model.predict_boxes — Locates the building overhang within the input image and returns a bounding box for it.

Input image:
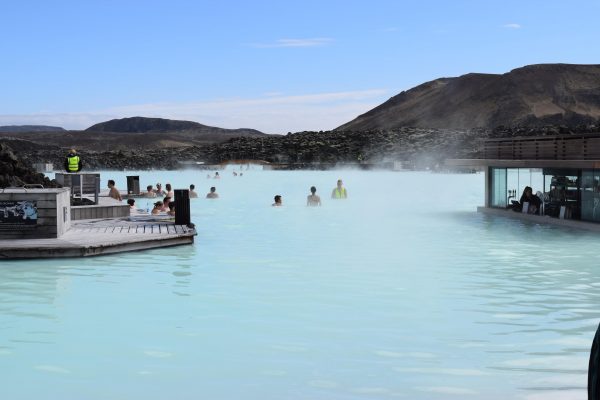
[445,159,600,169]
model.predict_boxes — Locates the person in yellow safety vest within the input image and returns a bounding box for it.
[331,179,348,199]
[64,149,82,172]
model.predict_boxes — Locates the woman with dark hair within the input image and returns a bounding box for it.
[519,186,542,214]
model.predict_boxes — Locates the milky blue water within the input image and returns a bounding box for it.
[1,169,598,399]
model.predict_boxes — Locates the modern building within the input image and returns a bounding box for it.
[447,132,600,227]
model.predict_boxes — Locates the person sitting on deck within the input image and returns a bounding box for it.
[108,179,122,201]
[206,187,219,199]
[64,149,82,172]
[307,186,321,206]
[189,184,198,198]
[331,179,348,199]
[144,185,157,198]
[167,202,176,216]
[151,201,163,215]
[160,196,171,211]
[517,186,542,214]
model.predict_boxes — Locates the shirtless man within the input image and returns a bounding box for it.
[206,187,219,199]
[272,195,282,206]
[108,179,122,201]
[307,186,321,206]
[189,184,198,198]
[144,185,157,198]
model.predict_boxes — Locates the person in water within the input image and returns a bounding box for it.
[331,179,348,199]
[151,201,163,215]
[161,196,172,211]
[144,185,157,198]
[107,179,122,201]
[307,186,321,206]
[189,184,198,198]
[206,187,219,199]
[167,202,176,216]
[272,195,282,206]
[154,183,166,196]
[214,172,220,179]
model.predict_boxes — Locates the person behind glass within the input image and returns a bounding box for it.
[64,148,82,172]
[519,186,541,214]
[272,195,282,206]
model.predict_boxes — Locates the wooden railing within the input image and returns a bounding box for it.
[484,134,600,160]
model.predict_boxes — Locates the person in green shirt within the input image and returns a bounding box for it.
[331,179,348,199]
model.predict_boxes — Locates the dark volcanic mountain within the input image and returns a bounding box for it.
[85,116,264,136]
[0,125,65,132]
[337,64,600,130]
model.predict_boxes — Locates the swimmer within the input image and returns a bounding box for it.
[161,196,171,211]
[189,184,198,198]
[272,195,282,206]
[151,201,163,215]
[165,183,174,199]
[214,172,220,179]
[108,179,122,201]
[144,185,157,198]
[167,202,176,216]
[206,186,219,199]
[307,186,321,206]
[155,183,166,196]
[331,179,348,199]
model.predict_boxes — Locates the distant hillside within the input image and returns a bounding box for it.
[85,116,264,136]
[337,64,600,130]
[0,116,268,153]
[0,125,65,132]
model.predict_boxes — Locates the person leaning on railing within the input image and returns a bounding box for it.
[64,148,82,172]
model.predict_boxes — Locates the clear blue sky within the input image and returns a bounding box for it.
[1,0,599,133]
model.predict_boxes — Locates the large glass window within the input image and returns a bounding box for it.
[581,170,600,222]
[490,167,507,208]
[542,168,580,219]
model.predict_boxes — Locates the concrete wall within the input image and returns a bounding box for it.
[71,205,130,220]
[0,188,71,239]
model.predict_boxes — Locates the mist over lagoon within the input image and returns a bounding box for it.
[0,169,593,399]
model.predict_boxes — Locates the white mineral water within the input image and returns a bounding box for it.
[0,169,594,399]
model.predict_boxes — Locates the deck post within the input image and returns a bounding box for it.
[174,189,191,226]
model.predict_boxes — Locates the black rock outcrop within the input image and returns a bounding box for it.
[0,143,59,188]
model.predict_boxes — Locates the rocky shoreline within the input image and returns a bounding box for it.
[2,125,600,173]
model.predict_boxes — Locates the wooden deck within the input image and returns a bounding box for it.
[0,217,196,259]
